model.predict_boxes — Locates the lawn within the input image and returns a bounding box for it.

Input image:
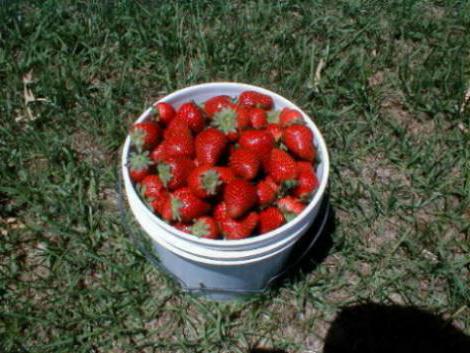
[1,1,469,352]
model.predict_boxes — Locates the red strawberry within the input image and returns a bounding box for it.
[157,158,195,190]
[153,102,175,125]
[191,216,220,239]
[187,165,224,198]
[249,107,268,129]
[176,101,205,133]
[140,175,164,199]
[238,130,275,159]
[296,161,315,175]
[267,148,298,183]
[213,202,229,223]
[163,118,190,140]
[283,124,315,161]
[277,196,306,221]
[173,222,192,234]
[224,179,258,219]
[128,152,152,182]
[258,207,285,234]
[234,105,252,130]
[130,122,161,151]
[238,91,273,110]
[279,108,303,127]
[161,187,210,223]
[266,123,283,142]
[220,211,259,240]
[150,143,167,163]
[213,167,236,184]
[203,95,233,117]
[293,169,319,200]
[195,128,228,166]
[149,189,170,216]
[162,124,195,159]
[256,176,279,207]
[229,148,260,180]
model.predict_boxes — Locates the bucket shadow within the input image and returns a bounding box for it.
[323,303,470,353]
[269,193,336,290]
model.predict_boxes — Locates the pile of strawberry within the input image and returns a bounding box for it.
[127,91,319,240]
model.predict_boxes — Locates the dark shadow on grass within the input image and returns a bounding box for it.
[248,303,470,353]
[323,303,470,353]
[269,192,335,289]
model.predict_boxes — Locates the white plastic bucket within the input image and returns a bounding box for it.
[121,82,330,300]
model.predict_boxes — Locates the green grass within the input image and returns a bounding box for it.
[1,1,469,352]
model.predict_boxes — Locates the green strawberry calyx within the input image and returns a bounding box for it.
[149,105,161,121]
[278,179,298,198]
[299,192,314,203]
[170,196,182,222]
[129,151,151,171]
[283,211,298,222]
[212,107,237,134]
[201,170,222,195]
[157,163,172,188]
[279,142,289,151]
[190,219,209,237]
[267,110,281,124]
[130,128,146,151]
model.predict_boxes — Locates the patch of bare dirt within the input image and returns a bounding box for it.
[26,155,49,175]
[364,216,402,251]
[368,70,385,88]
[99,187,120,212]
[421,4,446,20]
[304,334,324,353]
[0,216,26,238]
[388,292,406,305]
[17,241,51,282]
[144,308,181,340]
[381,93,437,139]
[334,209,351,224]
[70,130,108,163]
[360,155,411,187]
[393,38,434,69]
